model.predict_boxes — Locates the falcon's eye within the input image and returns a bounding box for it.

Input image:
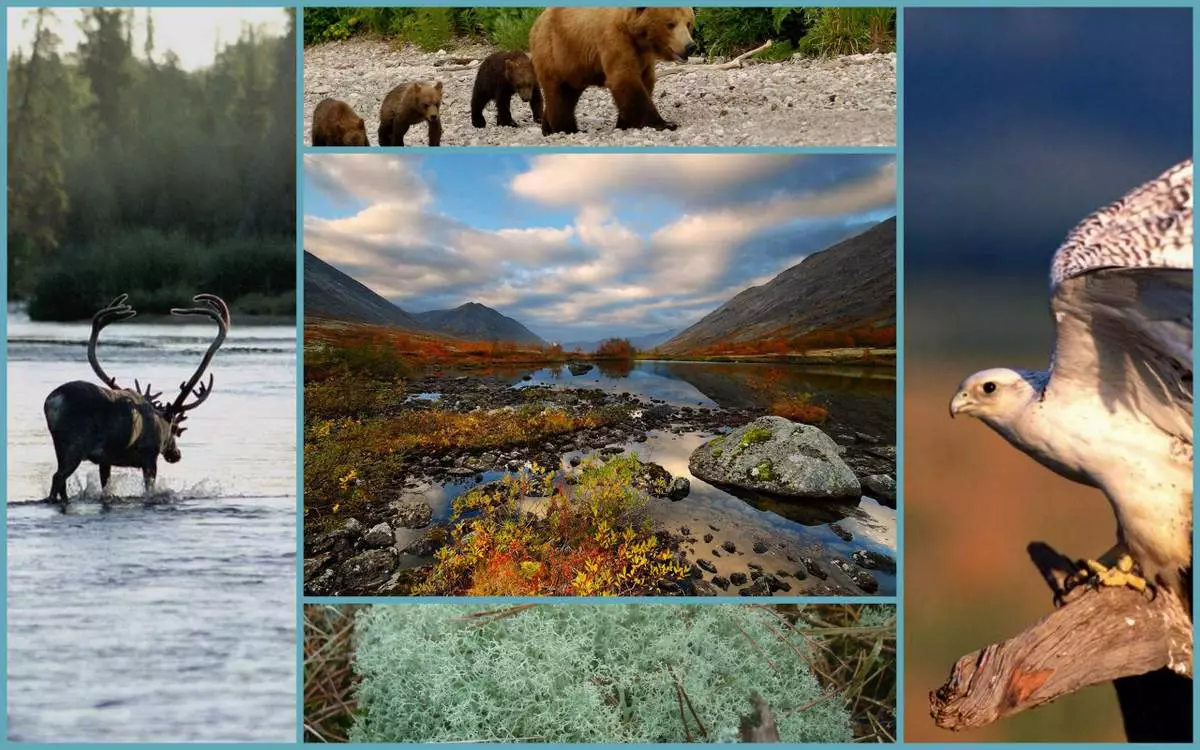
[982,382,997,395]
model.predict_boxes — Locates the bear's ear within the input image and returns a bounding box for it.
[434,81,443,93]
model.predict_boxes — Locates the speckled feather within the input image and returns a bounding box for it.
[1051,159,1193,289]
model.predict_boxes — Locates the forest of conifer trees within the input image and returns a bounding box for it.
[7,7,296,320]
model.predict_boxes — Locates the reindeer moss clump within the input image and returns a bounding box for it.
[350,604,853,743]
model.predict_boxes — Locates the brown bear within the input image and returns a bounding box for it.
[311,98,370,147]
[378,81,443,147]
[528,7,695,136]
[470,51,543,128]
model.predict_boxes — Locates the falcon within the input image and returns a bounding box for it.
[949,158,1193,609]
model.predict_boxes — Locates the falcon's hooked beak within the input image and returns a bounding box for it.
[949,390,973,419]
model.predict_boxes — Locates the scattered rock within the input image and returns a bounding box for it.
[363,522,393,548]
[752,541,769,554]
[711,575,730,590]
[698,558,718,574]
[703,533,714,543]
[803,558,828,580]
[722,541,737,554]
[853,570,879,594]
[730,572,749,586]
[337,549,396,591]
[390,500,433,529]
[689,417,862,500]
[862,474,897,503]
[852,550,897,573]
[830,523,853,542]
[667,477,691,501]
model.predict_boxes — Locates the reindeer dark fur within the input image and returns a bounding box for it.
[43,293,230,504]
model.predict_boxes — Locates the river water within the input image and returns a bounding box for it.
[6,313,297,741]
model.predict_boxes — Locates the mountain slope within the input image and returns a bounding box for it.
[659,217,896,354]
[414,302,547,346]
[303,251,425,329]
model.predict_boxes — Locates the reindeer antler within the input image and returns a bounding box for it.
[87,294,137,390]
[166,293,231,419]
[133,378,163,407]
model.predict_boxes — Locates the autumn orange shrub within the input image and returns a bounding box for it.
[593,338,635,360]
[415,456,688,596]
[769,393,830,424]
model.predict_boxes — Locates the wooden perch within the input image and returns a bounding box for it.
[658,40,773,77]
[930,542,1192,741]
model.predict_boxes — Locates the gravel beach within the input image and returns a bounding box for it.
[303,39,897,147]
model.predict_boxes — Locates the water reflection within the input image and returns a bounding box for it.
[506,359,894,437]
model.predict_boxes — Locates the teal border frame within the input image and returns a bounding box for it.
[5,0,1199,747]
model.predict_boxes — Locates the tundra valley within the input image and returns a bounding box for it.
[302,153,897,597]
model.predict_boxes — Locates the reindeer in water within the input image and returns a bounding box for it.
[43,293,231,504]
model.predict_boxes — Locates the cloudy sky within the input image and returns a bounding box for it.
[304,153,896,343]
[7,8,290,71]
[905,7,1191,279]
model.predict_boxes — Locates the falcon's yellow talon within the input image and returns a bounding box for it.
[1078,556,1147,592]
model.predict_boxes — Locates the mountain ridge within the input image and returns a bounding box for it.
[658,218,896,354]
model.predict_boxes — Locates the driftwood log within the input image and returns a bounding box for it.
[930,542,1192,742]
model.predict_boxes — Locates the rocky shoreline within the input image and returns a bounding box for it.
[305,371,896,596]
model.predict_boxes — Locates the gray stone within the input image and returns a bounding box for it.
[689,416,861,500]
[862,474,897,502]
[363,522,393,548]
[390,499,433,529]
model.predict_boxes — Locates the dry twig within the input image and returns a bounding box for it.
[658,40,774,77]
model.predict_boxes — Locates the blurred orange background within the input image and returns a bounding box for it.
[903,281,1126,742]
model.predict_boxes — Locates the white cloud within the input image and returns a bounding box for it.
[650,161,895,288]
[510,153,799,206]
[305,153,432,207]
[305,154,895,336]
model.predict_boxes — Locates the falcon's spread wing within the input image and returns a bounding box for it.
[1046,159,1193,443]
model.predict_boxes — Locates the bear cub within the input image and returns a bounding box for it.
[312,98,369,147]
[470,51,542,128]
[378,81,443,147]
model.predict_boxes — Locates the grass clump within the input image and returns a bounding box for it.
[415,455,688,596]
[304,7,896,59]
[349,604,857,743]
[303,604,364,742]
[304,406,613,533]
[797,7,896,56]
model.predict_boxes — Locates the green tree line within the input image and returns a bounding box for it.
[8,7,297,321]
[303,7,896,59]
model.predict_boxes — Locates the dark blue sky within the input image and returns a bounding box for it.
[905,7,1192,279]
[304,154,895,342]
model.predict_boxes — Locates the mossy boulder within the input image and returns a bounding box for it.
[689,416,860,500]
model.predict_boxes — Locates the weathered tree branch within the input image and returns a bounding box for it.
[658,40,774,77]
[930,542,1192,736]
